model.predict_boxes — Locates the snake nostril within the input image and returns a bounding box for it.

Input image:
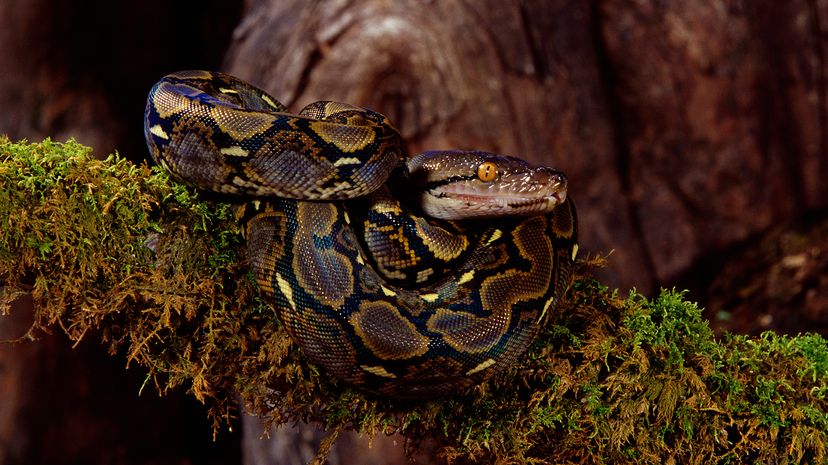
[548,171,567,189]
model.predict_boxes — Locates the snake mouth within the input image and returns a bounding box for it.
[505,190,566,209]
[423,184,567,220]
[444,190,566,209]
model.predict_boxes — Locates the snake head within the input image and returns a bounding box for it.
[404,150,568,220]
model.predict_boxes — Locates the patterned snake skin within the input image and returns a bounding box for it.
[143,70,578,398]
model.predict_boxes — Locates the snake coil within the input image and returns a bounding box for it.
[144,70,577,398]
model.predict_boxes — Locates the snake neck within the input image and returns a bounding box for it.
[350,159,570,288]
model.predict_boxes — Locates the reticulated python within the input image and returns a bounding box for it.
[143,70,578,398]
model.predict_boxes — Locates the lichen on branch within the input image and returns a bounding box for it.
[0,138,826,464]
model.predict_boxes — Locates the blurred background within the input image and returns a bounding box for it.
[1,0,826,463]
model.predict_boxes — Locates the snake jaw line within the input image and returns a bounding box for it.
[421,190,567,220]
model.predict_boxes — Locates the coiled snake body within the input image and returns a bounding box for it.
[144,70,577,398]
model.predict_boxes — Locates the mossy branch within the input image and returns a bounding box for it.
[1,138,827,464]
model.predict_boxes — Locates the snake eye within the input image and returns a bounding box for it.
[477,162,498,182]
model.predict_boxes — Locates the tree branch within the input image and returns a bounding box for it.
[1,138,826,464]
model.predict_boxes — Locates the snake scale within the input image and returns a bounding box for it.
[143,70,578,398]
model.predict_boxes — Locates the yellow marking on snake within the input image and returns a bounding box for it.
[220,146,249,157]
[485,229,502,245]
[384,269,407,281]
[361,365,397,379]
[381,285,396,297]
[355,253,365,265]
[376,202,403,214]
[232,176,253,187]
[343,211,351,224]
[571,243,579,261]
[260,94,278,109]
[421,293,439,303]
[218,88,238,94]
[538,296,555,323]
[149,124,169,140]
[276,273,296,310]
[465,358,496,376]
[333,181,353,191]
[416,268,433,283]
[334,157,362,166]
[457,270,475,285]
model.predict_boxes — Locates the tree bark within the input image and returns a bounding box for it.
[600,0,828,284]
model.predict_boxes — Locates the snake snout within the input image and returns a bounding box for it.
[545,170,568,205]
[546,169,567,188]
[510,167,567,195]
[543,169,567,196]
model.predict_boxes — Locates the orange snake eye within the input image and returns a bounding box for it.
[476,162,498,182]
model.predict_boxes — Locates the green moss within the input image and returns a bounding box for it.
[1,138,827,464]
